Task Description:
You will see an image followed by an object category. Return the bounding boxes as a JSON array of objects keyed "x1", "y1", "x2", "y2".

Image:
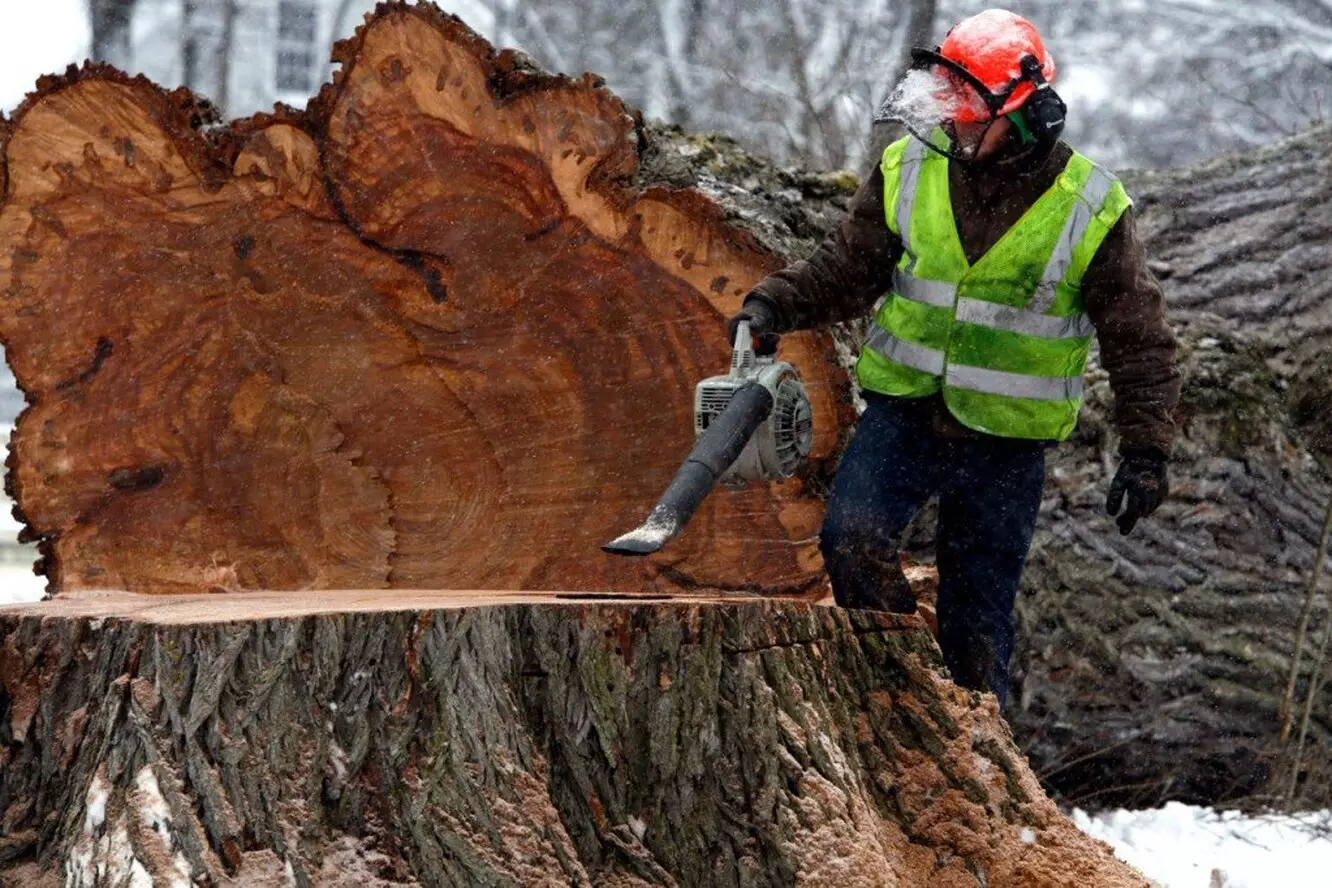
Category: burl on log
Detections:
[{"x1": 0, "y1": 2, "x2": 853, "y2": 597}]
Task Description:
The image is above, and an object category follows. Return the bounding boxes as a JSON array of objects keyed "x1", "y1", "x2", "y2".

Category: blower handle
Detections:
[
  {"x1": 731, "y1": 319, "x2": 756, "y2": 376},
  {"x1": 602, "y1": 381, "x2": 775, "y2": 556},
  {"x1": 731, "y1": 320, "x2": 779, "y2": 373}
]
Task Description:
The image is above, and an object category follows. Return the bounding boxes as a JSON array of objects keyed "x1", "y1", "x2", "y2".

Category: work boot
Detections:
[
  {"x1": 830, "y1": 545, "x2": 918, "y2": 614},
  {"x1": 943, "y1": 638, "x2": 1002, "y2": 704}
]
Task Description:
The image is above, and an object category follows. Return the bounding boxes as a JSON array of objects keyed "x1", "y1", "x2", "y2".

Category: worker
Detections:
[{"x1": 728, "y1": 9, "x2": 1181, "y2": 706}]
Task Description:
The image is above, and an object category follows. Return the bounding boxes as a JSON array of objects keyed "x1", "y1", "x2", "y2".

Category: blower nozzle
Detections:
[{"x1": 602, "y1": 381, "x2": 774, "y2": 556}]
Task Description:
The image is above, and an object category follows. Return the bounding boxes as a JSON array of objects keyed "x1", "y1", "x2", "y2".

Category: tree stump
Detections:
[
  {"x1": 0, "y1": 3, "x2": 852, "y2": 598},
  {"x1": 0, "y1": 592, "x2": 1148, "y2": 887}
]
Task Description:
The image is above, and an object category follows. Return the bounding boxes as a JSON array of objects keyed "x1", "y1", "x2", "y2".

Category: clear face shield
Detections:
[{"x1": 874, "y1": 50, "x2": 1010, "y2": 162}]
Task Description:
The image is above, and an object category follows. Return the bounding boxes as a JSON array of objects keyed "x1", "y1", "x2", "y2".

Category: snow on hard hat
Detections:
[{"x1": 939, "y1": 9, "x2": 1056, "y2": 122}]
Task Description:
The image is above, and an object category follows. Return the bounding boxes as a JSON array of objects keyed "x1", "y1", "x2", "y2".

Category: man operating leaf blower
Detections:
[{"x1": 727, "y1": 9, "x2": 1181, "y2": 706}]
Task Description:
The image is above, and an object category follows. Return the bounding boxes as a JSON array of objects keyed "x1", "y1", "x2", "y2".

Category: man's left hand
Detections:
[{"x1": 1106, "y1": 454, "x2": 1169, "y2": 535}]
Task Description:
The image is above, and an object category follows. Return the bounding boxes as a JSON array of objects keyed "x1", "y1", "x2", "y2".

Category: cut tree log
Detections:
[
  {"x1": 0, "y1": 3, "x2": 852, "y2": 598},
  {"x1": 0, "y1": 592, "x2": 1149, "y2": 887},
  {"x1": 2, "y1": 0, "x2": 1330, "y2": 817}
]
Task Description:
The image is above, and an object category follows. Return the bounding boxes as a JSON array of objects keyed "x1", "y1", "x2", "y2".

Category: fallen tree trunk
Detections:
[
  {"x1": 0, "y1": 3, "x2": 853, "y2": 598},
  {"x1": 1005, "y1": 132, "x2": 1332, "y2": 809},
  {"x1": 0, "y1": 592, "x2": 1148, "y2": 887}
]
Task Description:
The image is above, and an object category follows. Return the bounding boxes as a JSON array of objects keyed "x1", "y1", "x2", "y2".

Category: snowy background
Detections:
[{"x1": 3, "y1": 2, "x2": 1332, "y2": 886}]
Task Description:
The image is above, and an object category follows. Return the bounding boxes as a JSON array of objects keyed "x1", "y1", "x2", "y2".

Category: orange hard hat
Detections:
[{"x1": 938, "y1": 9, "x2": 1056, "y2": 123}]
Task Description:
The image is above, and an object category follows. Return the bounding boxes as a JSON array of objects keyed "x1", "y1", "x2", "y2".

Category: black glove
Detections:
[
  {"x1": 1106, "y1": 453, "x2": 1169, "y2": 535},
  {"x1": 726, "y1": 298, "x2": 780, "y2": 355}
]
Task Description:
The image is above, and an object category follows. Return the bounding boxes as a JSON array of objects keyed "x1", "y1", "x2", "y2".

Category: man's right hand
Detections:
[{"x1": 726, "y1": 299, "x2": 780, "y2": 354}]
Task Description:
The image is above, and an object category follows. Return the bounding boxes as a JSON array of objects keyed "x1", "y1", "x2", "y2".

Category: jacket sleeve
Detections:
[
  {"x1": 745, "y1": 164, "x2": 904, "y2": 332},
  {"x1": 1082, "y1": 208, "x2": 1182, "y2": 460}
]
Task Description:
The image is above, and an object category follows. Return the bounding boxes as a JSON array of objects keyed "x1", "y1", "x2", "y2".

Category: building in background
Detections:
[{"x1": 99, "y1": 0, "x2": 362, "y2": 114}]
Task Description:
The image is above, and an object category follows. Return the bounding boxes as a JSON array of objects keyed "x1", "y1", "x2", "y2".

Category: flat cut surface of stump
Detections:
[
  {"x1": 0, "y1": 2, "x2": 852, "y2": 597},
  {"x1": 0, "y1": 593, "x2": 1148, "y2": 887}
]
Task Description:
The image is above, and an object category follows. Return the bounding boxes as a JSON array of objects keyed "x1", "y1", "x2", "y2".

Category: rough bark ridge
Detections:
[
  {"x1": 0, "y1": 2, "x2": 853, "y2": 598},
  {"x1": 0, "y1": 594, "x2": 1147, "y2": 887}
]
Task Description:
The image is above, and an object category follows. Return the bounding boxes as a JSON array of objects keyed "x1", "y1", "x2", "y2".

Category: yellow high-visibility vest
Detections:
[{"x1": 856, "y1": 132, "x2": 1131, "y2": 440}]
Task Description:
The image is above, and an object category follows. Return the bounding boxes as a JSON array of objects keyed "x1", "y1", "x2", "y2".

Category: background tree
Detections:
[
  {"x1": 80, "y1": 0, "x2": 1332, "y2": 173},
  {"x1": 88, "y1": 0, "x2": 138, "y2": 67}
]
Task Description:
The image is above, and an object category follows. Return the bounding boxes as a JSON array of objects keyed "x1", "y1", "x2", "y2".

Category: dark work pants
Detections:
[{"x1": 819, "y1": 392, "x2": 1049, "y2": 707}]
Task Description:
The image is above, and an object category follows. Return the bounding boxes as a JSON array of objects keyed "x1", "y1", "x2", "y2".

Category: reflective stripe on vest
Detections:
[
  {"x1": 953, "y1": 297, "x2": 1094, "y2": 339},
  {"x1": 894, "y1": 268, "x2": 957, "y2": 308},
  {"x1": 896, "y1": 137, "x2": 928, "y2": 259},
  {"x1": 1029, "y1": 164, "x2": 1118, "y2": 313},
  {"x1": 866, "y1": 326, "x2": 1086, "y2": 401},
  {"x1": 865, "y1": 326, "x2": 945, "y2": 376},
  {"x1": 946, "y1": 364, "x2": 1085, "y2": 401}
]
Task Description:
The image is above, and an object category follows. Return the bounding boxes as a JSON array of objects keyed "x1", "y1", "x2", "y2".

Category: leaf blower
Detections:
[{"x1": 602, "y1": 321, "x2": 813, "y2": 556}]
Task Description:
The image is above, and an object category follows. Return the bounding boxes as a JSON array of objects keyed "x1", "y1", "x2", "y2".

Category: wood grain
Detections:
[{"x1": 0, "y1": 4, "x2": 852, "y2": 596}]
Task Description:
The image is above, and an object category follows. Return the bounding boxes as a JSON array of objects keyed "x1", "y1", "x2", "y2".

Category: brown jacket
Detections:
[{"x1": 749, "y1": 141, "x2": 1181, "y2": 459}]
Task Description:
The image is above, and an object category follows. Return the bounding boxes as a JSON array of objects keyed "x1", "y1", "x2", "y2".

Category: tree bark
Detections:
[
  {"x1": 1002, "y1": 128, "x2": 1332, "y2": 809},
  {"x1": 0, "y1": 5, "x2": 852, "y2": 599},
  {"x1": 0, "y1": 591, "x2": 1148, "y2": 887}
]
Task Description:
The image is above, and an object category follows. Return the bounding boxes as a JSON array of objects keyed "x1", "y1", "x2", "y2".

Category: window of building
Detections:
[{"x1": 276, "y1": 0, "x2": 318, "y2": 93}]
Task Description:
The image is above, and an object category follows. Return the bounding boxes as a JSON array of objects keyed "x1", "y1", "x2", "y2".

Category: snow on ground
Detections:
[{"x1": 1075, "y1": 802, "x2": 1332, "y2": 887}]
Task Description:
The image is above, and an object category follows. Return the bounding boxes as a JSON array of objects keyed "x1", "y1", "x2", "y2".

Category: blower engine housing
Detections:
[{"x1": 694, "y1": 331, "x2": 813, "y2": 485}]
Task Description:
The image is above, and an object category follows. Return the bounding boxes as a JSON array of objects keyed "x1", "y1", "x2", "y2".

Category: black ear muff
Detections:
[{"x1": 1019, "y1": 55, "x2": 1066, "y2": 144}]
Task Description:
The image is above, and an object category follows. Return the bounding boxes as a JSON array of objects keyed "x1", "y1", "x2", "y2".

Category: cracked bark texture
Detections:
[
  {"x1": 0, "y1": 593, "x2": 1148, "y2": 887},
  {"x1": 0, "y1": 2, "x2": 854, "y2": 598}
]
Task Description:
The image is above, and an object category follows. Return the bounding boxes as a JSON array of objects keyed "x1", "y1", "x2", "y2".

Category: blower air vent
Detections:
[
  {"x1": 772, "y1": 377, "x2": 814, "y2": 476},
  {"x1": 695, "y1": 381, "x2": 742, "y2": 434}
]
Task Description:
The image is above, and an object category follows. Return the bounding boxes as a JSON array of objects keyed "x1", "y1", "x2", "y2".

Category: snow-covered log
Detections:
[{"x1": 0, "y1": 591, "x2": 1149, "y2": 887}]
